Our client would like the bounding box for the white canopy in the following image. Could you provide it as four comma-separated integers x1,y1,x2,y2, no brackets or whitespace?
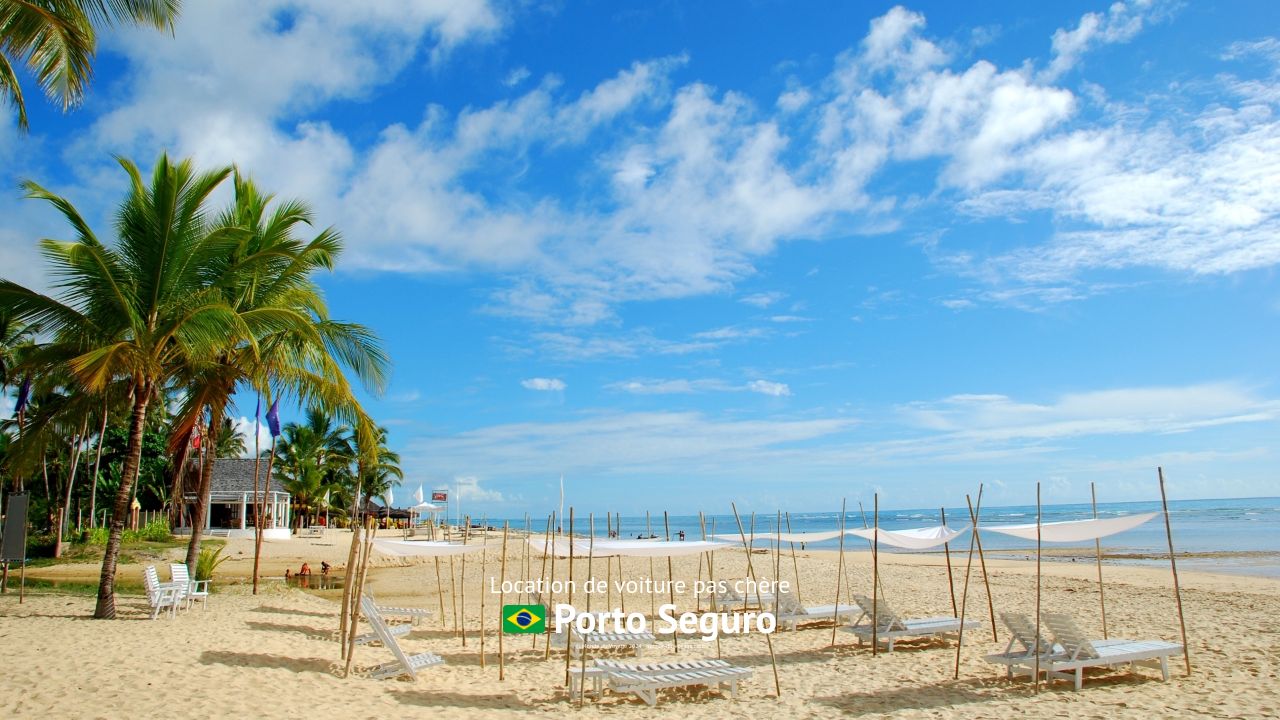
712,529,848,544
529,537,730,558
844,524,969,550
983,512,1159,543
412,502,445,512
373,539,486,557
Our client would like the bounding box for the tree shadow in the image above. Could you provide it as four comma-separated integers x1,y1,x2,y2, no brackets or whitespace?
810,678,1004,716
252,604,332,619
394,689,534,709
201,650,338,675
245,620,334,641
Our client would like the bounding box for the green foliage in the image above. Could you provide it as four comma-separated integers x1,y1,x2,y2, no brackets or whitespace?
194,544,228,582
80,517,170,544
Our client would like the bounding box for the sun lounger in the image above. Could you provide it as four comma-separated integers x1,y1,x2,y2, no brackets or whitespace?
568,658,752,706
142,565,183,619
705,580,776,611
169,562,210,610
842,593,979,651
1038,612,1183,690
366,592,432,625
984,612,1065,678
773,587,860,630
358,596,445,680
551,620,656,658
354,621,412,646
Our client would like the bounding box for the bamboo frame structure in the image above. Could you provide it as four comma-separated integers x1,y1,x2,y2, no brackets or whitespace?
699,511,721,659
871,494,879,656
578,514,595,706
460,516,469,647
1091,482,1108,639
663,511,678,652
941,506,957,617
730,502,781,697
562,508,575,686
479,516,488,668
784,512,802,604
543,512,556,659
499,522,509,680
1035,482,1042,694
1159,467,1192,675
829,498,847,648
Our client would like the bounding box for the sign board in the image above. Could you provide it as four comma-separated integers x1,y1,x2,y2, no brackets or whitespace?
1,493,29,562
432,491,448,502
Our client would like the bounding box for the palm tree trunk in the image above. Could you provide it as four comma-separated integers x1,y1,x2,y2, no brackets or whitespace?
185,408,222,570
168,428,194,528
94,379,151,619
55,416,90,557
88,396,108,527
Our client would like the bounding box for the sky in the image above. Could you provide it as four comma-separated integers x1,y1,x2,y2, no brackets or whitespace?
1,0,1278,516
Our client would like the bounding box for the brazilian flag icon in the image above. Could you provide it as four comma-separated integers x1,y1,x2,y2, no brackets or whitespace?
503,604,546,634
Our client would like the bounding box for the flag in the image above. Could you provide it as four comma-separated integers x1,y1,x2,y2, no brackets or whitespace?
414,485,424,504
265,398,281,437
14,376,31,416
191,424,202,449
384,487,394,508
502,604,546,634
323,490,330,507
432,491,447,502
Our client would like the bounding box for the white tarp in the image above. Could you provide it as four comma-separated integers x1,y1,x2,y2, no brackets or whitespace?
412,502,445,512
844,525,969,550
528,537,730,558
983,512,1159,543
373,539,486,557
712,529,848,544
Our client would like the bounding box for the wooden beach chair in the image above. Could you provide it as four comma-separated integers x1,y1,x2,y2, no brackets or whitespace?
552,622,657,658
358,596,445,680
984,612,1064,678
366,591,432,626
353,621,412,647
773,587,860,630
842,592,979,651
142,565,183,619
1038,612,1183,691
569,658,751,706
169,562,210,610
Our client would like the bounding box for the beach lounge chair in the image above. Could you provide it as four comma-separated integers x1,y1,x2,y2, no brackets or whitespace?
773,587,860,630
569,658,752,706
1038,612,1183,691
358,596,445,680
551,618,657,658
142,565,183,620
843,593,979,651
984,612,1065,678
706,580,776,611
354,621,412,647
366,592,432,626
169,562,210,610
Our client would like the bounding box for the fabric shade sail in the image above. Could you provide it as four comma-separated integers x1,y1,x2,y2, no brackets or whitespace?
983,512,1159,543
372,539,486,557
529,537,730,558
412,502,445,512
712,529,848,544
844,524,969,550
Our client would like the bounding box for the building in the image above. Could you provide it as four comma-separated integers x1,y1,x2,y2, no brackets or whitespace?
178,458,292,540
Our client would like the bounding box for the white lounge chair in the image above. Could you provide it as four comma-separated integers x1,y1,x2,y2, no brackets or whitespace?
706,580,776,611
569,658,752,706
1038,612,1183,691
169,562,210,610
773,587,860,630
842,593,979,651
142,565,183,620
552,620,656,658
354,621,412,647
985,612,1064,678
367,592,432,626
358,596,445,680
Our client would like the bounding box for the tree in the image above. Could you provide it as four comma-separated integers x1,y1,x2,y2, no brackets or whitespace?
273,407,352,528
0,0,179,131
0,153,243,618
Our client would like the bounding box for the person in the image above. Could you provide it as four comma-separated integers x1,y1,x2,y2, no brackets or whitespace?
284,568,292,581
299,562,312,576
678,530,686,541
321,561,331,576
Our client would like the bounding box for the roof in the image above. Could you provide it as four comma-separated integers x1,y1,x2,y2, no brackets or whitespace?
206,458,287,495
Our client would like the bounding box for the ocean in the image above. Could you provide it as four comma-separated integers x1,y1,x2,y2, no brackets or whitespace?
493,497,1280,578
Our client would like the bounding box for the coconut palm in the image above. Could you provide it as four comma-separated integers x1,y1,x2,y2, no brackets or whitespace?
273,407,353,528
0,153,245,618
0,0,179,131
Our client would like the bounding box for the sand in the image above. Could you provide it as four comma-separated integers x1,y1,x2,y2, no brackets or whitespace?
2,528,1278,719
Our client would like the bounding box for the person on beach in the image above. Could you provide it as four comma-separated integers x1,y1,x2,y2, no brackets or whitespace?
284,569,291,581
321,561,331,575
299,563,311,576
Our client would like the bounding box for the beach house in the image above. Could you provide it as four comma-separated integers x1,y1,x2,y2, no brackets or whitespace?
176,458,293,540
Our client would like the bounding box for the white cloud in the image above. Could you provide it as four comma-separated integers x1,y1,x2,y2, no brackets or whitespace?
454,475,505,503
769,314,811,323
740,291,787,308
230,415,272,458
521,377,566,392
746,380,791,397
503,66,531,87
1041,0,1169,82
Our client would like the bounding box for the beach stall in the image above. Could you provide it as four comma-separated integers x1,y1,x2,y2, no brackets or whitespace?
177,458,292,540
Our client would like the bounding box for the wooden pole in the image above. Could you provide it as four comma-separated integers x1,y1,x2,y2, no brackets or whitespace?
731,502,781,697
1159,467,1192,675
1035,482,1042,694
830,498,847,647
433,555,446,630
499,522,509,681
343,518,376,677
954,492,978,680
969,484,998,642
941,506,957,617
563,507,575,686
646,511,656,619
338,512,361,659
699,511,721,659
448,554,459,638
461,515,469,647
579,513,594,706
773,510,783,611
479,516,488,668
663,511,678,652
785,512,802,603
871,494,879,656
543,512,555,659
537,513,552,652
1091,482,1108,639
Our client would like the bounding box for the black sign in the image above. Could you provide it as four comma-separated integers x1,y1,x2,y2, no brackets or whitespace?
1,493,28,562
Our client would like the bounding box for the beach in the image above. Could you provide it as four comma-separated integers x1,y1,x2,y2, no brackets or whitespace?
2,530,1278,718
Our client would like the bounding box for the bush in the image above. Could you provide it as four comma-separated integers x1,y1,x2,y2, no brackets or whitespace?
194,545,228,582
80,518,172,545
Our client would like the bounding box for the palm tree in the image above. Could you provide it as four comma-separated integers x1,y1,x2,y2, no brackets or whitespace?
273,407,353,528
0,153,244,618
213,416,244,458
0,0,179,131
355,425,401,522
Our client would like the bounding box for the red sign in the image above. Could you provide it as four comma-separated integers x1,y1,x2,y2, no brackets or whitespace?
431,491,447,502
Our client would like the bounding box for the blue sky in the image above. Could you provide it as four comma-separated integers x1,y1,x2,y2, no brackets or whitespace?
2,1,1279,515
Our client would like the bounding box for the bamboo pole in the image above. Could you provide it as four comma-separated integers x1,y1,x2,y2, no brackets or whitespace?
954,492,978,680
1035,482,1042,694
699,512,721,659
579,513,594,706
338,519,361,659
563,508,575,686
871,494,879,656
663,511,678,652
646,511,655,620
857,502,887,599
544,512,556,659
784,512,802,604
479,516,488,668
1159,467,1192,675
968,484,998,642
830,498,847,647
434,555,446,630
941,506,957,617
499,521,509,680
731,502,781,696
773,510,783,611
343,518,376,677
536,513,551,652
607,511,614,611
449,554,459,638
461,515,469,647
1091,482,1108,639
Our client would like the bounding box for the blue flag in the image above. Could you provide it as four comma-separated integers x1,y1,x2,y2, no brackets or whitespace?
266,398,281,438
14,376,32,416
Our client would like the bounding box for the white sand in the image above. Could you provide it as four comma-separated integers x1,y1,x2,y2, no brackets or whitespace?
2,529,1278,718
